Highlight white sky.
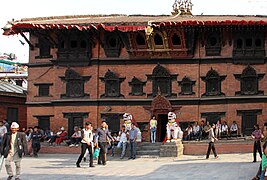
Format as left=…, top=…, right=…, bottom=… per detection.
left=1, top=0, right=267, bottom=63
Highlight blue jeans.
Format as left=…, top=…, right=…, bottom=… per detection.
left=150, top=128, right=157, bottom=143
left=130, top=140, right=136, bottom=159
left=120, top=142, right=127, bottom=158
left=260, top=170, right=265, bottom=180
left=0, top=137, right=2, bottom=146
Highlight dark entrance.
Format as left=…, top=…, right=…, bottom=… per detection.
left=237, top=109, right=262, bottom=136
left=101, top=113, right=121, bottom=133
left=157, top=114, right=168, bottom=142
left=63, top=112, right=88, bottom=138
left=68, top=117, right=84, bottom=138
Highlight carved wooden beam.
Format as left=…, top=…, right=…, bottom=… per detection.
left=19, top=32, right=34, bottom=50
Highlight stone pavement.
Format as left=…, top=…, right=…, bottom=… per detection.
left=0, top=153, right=260, bottom=180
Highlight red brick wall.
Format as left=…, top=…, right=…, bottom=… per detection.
left=0, top=95, right=27, bottom=128
left=26, top=31, right=267, bottom=139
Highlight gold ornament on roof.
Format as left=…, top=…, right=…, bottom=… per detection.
left=172, top=0, right=193, bottom=16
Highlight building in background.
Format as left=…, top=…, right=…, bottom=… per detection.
left=2, top=1, right=267, bottom=140
left=0, top=81, right=27, bottom=128
left=0, top=53, right=28, bottom=88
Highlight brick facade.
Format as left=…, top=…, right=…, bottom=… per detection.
left=9, top=15, right=266, bottom=141
left=0, top=95, right=27, bottom=128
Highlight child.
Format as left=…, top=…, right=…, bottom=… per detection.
left=260, top=141, right=267, bottom=180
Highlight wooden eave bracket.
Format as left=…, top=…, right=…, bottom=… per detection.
left=19, top=32, right=34, bottom=50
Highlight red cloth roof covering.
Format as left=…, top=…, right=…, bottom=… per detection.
left=3, top=15, right=267, bottom=35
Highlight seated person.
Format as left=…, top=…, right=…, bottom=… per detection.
left=230, top=121, right=238, bottom=137
left=49, top=127, right=68, bottom=145
left=185, top=124, right=193, bottom=141
left=44, top=128, right=52, bottom=141
left=203, top=121, right=211, bottom=139
left=69, top=126, right=82, bottom=147
left=221, top=121, right=229, bottom=138
left=192, top=122, right=200, bottom=140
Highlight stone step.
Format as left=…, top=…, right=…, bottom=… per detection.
left=136, top=146, right=161, bottom=151
left=138, top=142, right=162, bottom=146
left=137, top=150, right=160, bottom=156
left=137, top=155, right=159, bottom=158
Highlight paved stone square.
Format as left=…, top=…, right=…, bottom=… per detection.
left=0, top=153, right=260, bottom=180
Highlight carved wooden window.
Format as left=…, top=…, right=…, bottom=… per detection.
left=100, top=70, right=125, bottom=98
left=56, top=31, right=92, bottom=66
left=103, top=32, right=123, bottom=57
left=129, top=76, right=146, bottom=96
left=234, top=65, right=264, bottom=96
left=135, top=33, right=147, bottom=49
left=201, top=68, right=226, bottom=97
left=36, top=36, right=52, bottom=58
left=233, top=33, right=265, bottom=64
left=178, top=76, right=195, bottom=95
left=34, top=83, right=53, bottom=97
left=60, top=69, right=91, bottom=98
left=172, top=33, right=181, bottom=46
left=153, top=33, right=165, bottom=49
left=205, top=32, right=221, bottom=56
left=168, top=30, right=186, bottom=51
left=147, top=64, right=177, bottom=97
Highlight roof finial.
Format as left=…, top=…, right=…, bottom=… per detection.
left=172, top=0, right=193, bottom=16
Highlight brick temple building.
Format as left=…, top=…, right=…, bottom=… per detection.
left=0, top=81, right=27, bottom=128
left=3, top=2, right=267, bottom=141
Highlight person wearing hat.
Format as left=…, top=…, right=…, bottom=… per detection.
left=0, top=122, right=27, bottom=180
left=55, top=127, right=68, bottom=145
left=49, top=127, right=68, bottom=145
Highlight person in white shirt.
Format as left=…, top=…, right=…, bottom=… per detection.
left=192, top=122, right=200, bottom=140
left=221, top=121, right=229, bottom=138
left=76, top=122, right=94, bottom=168
left=185, top=124, right=193, bottom=141
left=230, top=121, right=238, bottom=137
left=0, top=120, right=7, bottom=145
left=215, top=120, right=222, bottom=139
left=69, top=126, right=82, bottom=147
left=118, top=125, right=128, bottom=159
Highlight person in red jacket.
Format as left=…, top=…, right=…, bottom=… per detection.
left=55, top=127, right=68, bottom=145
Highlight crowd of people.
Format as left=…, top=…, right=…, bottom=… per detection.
left=2, top=118, right=267, bottom=179
left=183, top=120, right=239, bottom=141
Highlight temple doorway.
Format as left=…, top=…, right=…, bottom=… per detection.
left=157, top=114, right=168, bottom=142
left=143, top=94, right=181, bottom=142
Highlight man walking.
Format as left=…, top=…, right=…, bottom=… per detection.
left=206, top=123, right=218, bottom=159
left=129, top=123, right=138, bottom=160
left=76, top=122, right=94, bottom=167
left=0, top=122, right=27, bottom=180
left=31, top=126, right=42, bottom=158
left=96, top=121, right=113, bottom=165
left=150, top=116, right=157, bottom=143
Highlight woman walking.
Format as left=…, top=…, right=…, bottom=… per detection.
left=252, top=124, right=263, bottom=162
